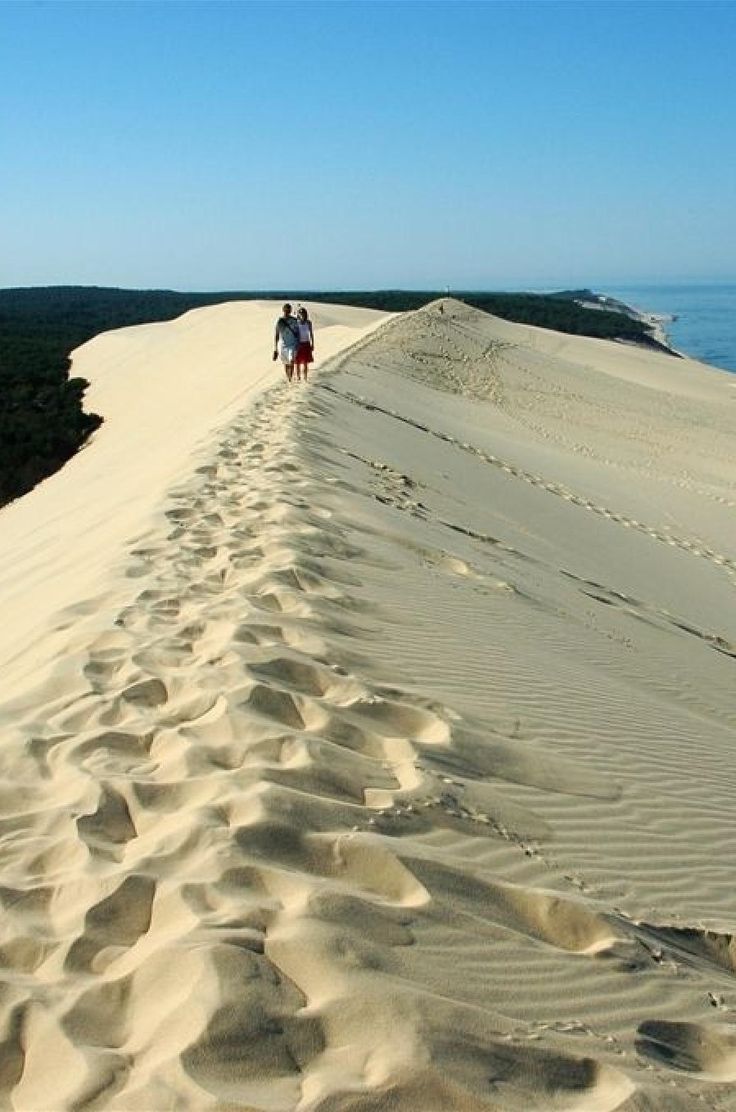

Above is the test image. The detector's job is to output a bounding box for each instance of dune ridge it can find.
[1,299,735,1110]
[0,300,391,690]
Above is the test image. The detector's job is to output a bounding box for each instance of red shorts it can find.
[295,342,313,365]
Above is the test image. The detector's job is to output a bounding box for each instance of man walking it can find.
[273,303,300,382]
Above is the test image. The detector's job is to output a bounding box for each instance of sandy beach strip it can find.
[1,299,735,1110]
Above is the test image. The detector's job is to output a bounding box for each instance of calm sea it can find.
[603,284,736,375]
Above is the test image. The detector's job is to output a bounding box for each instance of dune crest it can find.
[0,300,390,688]
[1,299,735,1109]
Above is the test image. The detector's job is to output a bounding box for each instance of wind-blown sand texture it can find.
[1,298,735,1111]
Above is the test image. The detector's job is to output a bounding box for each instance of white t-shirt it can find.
[298,321,311,343]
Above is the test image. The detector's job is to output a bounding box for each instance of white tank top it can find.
[298,321,311,342]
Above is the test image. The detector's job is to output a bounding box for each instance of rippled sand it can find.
[1,299,735,1110]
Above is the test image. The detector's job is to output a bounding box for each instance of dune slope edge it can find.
[0,300,390,685]
[1,300,735,1111]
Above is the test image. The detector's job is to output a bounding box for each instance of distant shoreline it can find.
[547,289,681,357]
[598,283,736,375]
[591,293,679,353]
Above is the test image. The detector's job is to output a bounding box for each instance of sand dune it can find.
[1,298,735,1110]
[0,301,389,689]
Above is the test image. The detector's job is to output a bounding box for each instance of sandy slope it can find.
[0,300,389,688]
[1,299,735,1111]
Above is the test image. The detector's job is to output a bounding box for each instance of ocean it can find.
[603,283,736,375]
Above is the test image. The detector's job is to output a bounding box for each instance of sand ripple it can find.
[2,302,735,1109]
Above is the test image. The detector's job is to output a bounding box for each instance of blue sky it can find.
[2,0,734,290]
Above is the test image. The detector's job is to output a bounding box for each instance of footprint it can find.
[265,735,399,806]
[249,656,364,706]
[346,697,450,745]
[74,730,151,765]
[241,684,327,732]
[249,657,332,698]
[431,1033,636,1111]
[83,656,126,691]
[636,1019,736,1080]
[0,936,57,974]
[180,945,320,1098]
[235,820,428,908]
[0,1003,26,1094]
[121,678,168,708]
[313,833,430,907]
[77,786,137,850]
[62,974,132,1048]
[65,874,155,973]
[305,889,415,947]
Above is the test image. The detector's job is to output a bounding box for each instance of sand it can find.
[0,301,389,689]
[1,298,735,1111]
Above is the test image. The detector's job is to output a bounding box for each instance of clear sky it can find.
[2,0,735,291]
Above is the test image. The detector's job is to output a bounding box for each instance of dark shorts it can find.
[296,342,313,365]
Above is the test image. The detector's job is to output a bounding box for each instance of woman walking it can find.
[294,307,315,382]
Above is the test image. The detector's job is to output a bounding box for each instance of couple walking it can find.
[273,303,314,382]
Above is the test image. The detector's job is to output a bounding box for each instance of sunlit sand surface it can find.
[1,299,735,1110]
